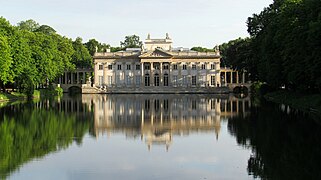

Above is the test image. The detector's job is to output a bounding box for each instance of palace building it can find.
[93,34,222,90]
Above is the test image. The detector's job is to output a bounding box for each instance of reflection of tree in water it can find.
[227,101,321,179]
[0,102,90,179]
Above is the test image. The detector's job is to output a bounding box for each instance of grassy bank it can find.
[264,90,321,117]
[0,91,40,102]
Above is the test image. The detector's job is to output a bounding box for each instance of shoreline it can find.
[264,90,321,119]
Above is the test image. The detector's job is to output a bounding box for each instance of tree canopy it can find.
[120,35,142,48]
[0,17,76,96]
[220,0,321,92]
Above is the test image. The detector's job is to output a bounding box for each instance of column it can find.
[242,72,245,83]
[94,63,98,86]
[151,62,154,86]
[65,72,68,84]
[230,72,233,84]
[83,72,86,85]
[141,62,144,87]
[160,62,163,86]
[236,71,239,84]
[71,73,74,84]
[103,63,107,86]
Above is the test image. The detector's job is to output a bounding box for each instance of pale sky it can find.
[1,0,272,48]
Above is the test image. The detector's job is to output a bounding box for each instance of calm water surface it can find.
[0,94,320,180]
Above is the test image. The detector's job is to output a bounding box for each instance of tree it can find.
[219,38,257,81]
[35,25,56,35]
[191,46,214,52]
[246,0,321,91]
[120,35,142,48]
[0,34,12,86]
[17,19,40,32]
[72,37,92,68]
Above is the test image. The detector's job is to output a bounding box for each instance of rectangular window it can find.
[211,64,215,70]
[192,76,197,86]
[182,75,187,85]
[99,76,103,86]
[192,64,196,70]
[99,65,103,70]
[144,64,150,70]
[136,75,141,85]
[108,65,112,70]
[107,76,113,85]
[163,64,169,70]
[211,76,215,86]
[173,75,178,86]
[116,75,121,84]
[173,64,178,70]
[126,75,131,85]
[201,64,206,70]
[136,64,140,70]
[126,64,131,70]
[182,64,187,70]
[117,64,122,70]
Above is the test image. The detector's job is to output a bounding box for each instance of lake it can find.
[0,94,320,180]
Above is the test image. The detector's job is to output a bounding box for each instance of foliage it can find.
[0,103,89,179]
[16,19,40,32]
[84,38,111,56]
[0,17,76,98]
[120,35,142,48]
[246,0,321,91]
[228,101,321,179]
[72,37,92,68]
[190,46,214,52]
[219,38,257,81]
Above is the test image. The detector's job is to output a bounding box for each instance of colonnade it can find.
[220,68,247,85]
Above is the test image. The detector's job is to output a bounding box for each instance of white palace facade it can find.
[93,34,222,90]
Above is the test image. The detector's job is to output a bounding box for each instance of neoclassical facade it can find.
[93,34,221,89]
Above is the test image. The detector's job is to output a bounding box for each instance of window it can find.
[211,76,215,86]
[99,76,103,86]
[182,64,187,70]
[144,64,150,70]
[116,75,121,84]
[192,76,197,86]
[136,64,140,70]
[154,63,160,70]
[126,75,131,85]
[99,65,103,70]
[126,64,131,70]
[173,76,178,86]
[163,64,169,70]
[136,75,141,85]
[145,74,150,86]
[173,64,178,70]
[211,64,215,70]
[164,74,169,86]
[201,64,206,70]
[107,76,113,85]
[182,75,187,85]
[117,64,122,70]
[192,64,196,70]
[108,65,112,70]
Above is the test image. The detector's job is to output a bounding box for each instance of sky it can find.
[1,0,273,48]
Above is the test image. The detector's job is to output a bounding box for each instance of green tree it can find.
[16,19,40,32]
[120,35,142,48]
[191,46,214,52]
[35,25,56,35]
[72,37,92,68]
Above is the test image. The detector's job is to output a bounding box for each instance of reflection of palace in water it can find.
[82,94,251,151]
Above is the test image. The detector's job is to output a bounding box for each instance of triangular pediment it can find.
[139,48,173,58]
